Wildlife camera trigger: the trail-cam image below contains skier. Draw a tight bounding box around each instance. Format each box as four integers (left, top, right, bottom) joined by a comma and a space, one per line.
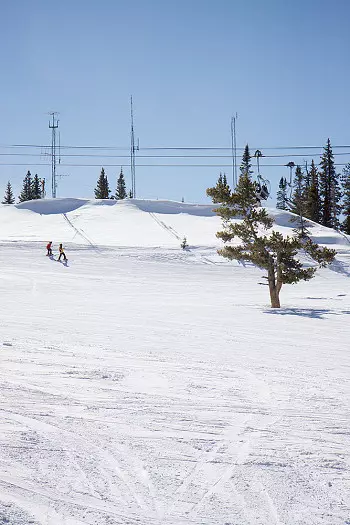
58, 243, 67, 261
46, 241, 53, 256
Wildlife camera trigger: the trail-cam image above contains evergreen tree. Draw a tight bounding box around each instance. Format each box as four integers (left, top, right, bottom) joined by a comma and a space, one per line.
207, 172, 335, 308
240, 144, 253, 178
2, 181, 15, 204
211, 172, 231, 202
288, 166, 306, 215
341, 163, 350, 235
276, 177, 288, 210
94, 168, 110, 199
304, 160, 321, 223
32, 174, 42, 199
18, 171, 33, 202
319, 139, 341, 228
115, 168, 127, 199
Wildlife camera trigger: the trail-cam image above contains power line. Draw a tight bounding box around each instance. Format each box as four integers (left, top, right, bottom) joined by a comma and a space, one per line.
1, 162, 349, 168
2, 143, 350, 151
0, 152, 350, 159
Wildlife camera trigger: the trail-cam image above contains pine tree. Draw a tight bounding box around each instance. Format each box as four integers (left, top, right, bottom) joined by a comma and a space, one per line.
94, 168, 110, 199
304, 160, 321, 223
2, 181, 15, 204
32, 174, 42, 199
181, 237, 189, 250
240, 145, 253, 178
206, 172, 335, 308
288, 166, 306, 215
276, 177, 288, 210
210, 172, 231, 202
115, 168, 127, 199
18, 171, 33, 202
319, 139, 341, 228
341, 163, 350, 235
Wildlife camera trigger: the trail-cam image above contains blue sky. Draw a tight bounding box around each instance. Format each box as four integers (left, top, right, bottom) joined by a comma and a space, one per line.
1, 0, 349, 203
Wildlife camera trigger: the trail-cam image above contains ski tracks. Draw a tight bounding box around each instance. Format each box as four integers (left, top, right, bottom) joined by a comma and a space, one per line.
62, 213, 100, 253
148, 212, 182, 241
0, 409, 161, 523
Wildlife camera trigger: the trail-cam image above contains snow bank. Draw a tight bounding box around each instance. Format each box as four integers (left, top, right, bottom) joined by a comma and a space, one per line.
0, 198, 349, 251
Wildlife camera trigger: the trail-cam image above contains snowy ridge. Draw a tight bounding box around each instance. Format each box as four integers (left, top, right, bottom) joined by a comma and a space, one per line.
1, 198, 350, 251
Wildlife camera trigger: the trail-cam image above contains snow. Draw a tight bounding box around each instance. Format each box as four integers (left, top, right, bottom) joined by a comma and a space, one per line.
0, 198, 349, 524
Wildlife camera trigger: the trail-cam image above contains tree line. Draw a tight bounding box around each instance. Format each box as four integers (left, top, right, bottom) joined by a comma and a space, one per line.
1, 167, 130, 204
276, 139, 350, 235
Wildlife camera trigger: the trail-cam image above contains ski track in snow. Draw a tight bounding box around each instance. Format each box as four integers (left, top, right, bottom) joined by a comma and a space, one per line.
0, 204, 350, 524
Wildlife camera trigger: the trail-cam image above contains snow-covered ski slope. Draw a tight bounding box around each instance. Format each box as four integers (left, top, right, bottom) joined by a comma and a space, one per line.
0, 198, 350, 525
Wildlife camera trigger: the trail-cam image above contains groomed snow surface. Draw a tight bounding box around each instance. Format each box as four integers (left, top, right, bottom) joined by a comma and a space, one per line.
0, 198, 349, 525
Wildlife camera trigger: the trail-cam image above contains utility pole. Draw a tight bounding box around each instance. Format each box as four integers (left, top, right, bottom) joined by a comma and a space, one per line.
130, 97, 139, 198
49, 112, 59, 198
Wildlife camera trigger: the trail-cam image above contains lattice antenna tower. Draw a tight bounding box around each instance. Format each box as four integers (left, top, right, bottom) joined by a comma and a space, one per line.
130, 96, 139, 198
49, 112, 59, 198
231, 113, 238, 188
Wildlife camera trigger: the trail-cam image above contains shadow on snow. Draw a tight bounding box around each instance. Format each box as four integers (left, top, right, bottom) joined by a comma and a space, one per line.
264, 308, 350, 319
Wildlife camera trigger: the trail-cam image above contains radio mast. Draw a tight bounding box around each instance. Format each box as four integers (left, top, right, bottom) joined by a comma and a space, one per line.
49, 112, 59, 198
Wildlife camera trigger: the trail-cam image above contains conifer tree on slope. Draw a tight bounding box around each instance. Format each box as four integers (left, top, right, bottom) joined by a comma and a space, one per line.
319, 139, 341, 228
240, 145, 253, 179
287, 165, 310, 237
305, 160, 321, 223
341, 163, 350, 235
288, 166, 306, 215
32, 174, 42, 199
276, 177, 288, 210
18, 171, 33, 202
115, 168, 127, 199
94, 168, 110, 199
2, 181, 15, 204
206, 172, 335, 308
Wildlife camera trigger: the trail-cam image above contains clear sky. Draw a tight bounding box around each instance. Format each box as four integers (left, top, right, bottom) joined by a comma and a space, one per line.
1, 0, 350, 204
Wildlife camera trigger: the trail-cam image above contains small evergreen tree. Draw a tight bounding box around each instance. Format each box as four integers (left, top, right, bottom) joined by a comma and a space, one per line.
319, 139, 341, 229
32, 174, 42, 199
18, 170, 33, 202
240, 144, 253, 178
207, 172, 335, 308
181, 236, 189, 250
212, 172, 231, 202
94, 168, 110, 199
341, 163, 350, 235
115, 168, 127, 199
2, 181, 15, 204
304, 160, 321, 223
276, 177, 288, 210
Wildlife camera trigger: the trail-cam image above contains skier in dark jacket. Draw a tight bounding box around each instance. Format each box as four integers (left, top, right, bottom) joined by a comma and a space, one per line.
46, 241, 53, 256
58, 243, 67, 261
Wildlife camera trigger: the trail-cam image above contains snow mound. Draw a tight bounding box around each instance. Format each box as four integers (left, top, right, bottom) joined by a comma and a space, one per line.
0, 198, 349, 251
15, 198, 88, 215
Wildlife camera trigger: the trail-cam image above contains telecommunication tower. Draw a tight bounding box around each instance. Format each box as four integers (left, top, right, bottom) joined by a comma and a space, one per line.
231, 113, 238, 188
130, 97, 139, 198
49, 112, 59, 198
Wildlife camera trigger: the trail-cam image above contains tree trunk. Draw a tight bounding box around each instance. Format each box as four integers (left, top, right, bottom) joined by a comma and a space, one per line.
268, 265, 281, 308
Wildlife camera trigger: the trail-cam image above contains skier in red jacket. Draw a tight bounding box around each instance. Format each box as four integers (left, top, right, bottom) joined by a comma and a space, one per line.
46, 241, 53, 256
